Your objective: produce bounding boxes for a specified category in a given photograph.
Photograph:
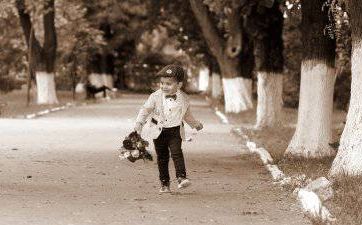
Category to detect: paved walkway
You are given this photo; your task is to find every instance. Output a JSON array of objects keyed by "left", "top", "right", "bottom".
[{"left": 0, "top": 94, "right": 310, "bottom": 225}]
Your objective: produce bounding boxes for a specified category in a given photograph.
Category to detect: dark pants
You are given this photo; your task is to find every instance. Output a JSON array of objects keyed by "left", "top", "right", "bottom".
[{"left": 153, "top": 126, "right": 186, "bottom": 185}]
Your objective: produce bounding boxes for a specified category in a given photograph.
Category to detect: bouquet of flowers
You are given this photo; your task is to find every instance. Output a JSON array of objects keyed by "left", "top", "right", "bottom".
[{"left": 118, "top": 131, "right": 153, "bottom": 163}]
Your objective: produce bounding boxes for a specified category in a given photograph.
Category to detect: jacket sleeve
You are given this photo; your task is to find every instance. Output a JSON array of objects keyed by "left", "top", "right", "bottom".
[
  {"left": 135, "top": 94, "right": 155, "bottom": 127},
  {"left": 184, "top": 105, "right": 200, "bottom": 129}
]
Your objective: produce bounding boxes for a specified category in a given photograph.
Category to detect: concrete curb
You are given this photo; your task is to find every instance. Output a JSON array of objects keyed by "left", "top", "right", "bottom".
[
  {"left": 205, "top": 96, "right": 229, "bottom": 124},
  {"left": 21, "top": 102, "right": 84, "bottom": 120},
  {"left": 205, "top": 99, "right": 336, "bottom": 224}
]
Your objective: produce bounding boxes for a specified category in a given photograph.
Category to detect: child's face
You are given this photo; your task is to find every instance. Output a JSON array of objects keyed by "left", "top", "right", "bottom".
[{"left": 160, "top": 77, "right": 182, "bottom": 95}]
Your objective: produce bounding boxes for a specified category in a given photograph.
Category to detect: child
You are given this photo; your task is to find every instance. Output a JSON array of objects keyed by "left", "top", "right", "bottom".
[{"left": 134, "top": 64, "right": 203, "bottom": 193}]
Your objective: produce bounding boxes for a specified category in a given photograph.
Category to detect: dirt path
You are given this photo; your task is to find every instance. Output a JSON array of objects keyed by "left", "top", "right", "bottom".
[{"left": 0, "top": 94, "right": 310, "bottom": 225}]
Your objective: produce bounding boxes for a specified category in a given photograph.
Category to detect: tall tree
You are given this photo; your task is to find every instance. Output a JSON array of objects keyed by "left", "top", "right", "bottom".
[
  {"left": 16, "top": 0, "right": 58, "bottom": 104},
  {"left": 190, "top": 0, "right": 253, "bottom": 113},
  {"left": 330, "top": 0, "right": 362, "bottom": 175},
  {"left": 250, "top": 1, "right": 284, "bottom": 129},
  {"left": 285, "top": 0, "right": 337, "bottom": 158}
]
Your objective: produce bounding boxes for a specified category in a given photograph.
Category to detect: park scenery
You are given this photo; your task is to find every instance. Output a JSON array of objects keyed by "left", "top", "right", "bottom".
[{"left": 0, "top": 0, "right": 361, "bottom": 225}]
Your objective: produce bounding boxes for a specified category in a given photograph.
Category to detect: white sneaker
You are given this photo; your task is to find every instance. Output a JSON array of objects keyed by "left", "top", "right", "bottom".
[
  {"left": 177, "top": 178, "right": 191, "bottom": 189},
  {"left": 159, "top": 185, "right": 171, "bottom": 193}
]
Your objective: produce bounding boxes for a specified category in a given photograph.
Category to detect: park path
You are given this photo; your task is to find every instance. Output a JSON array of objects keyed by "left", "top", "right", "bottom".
[{"left": 0, "top": 93, "right": 310, "bottom": 225}]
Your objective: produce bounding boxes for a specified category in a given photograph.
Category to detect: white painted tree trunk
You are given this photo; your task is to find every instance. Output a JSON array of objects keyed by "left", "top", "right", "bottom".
[
  {"left": 198, "top": 67, "right": 209, "bottom": 91},
  {"left": 35, "top": 71, "right": 59, "bottom": 105},
  {"left": 255, "top": 72, "right": 283, "bottom": 128},
  {"left": 102, "top": 73, "right": 114, "bottom": 88},
  {"left": 330, "top": 41, "right": 362, "bottom": 176},
  {"left": 75, "top": 83, "right": 85, "bottom": 93},
  {"left": 88, "top": 73, "right": 103, "bottom": 87},
  {"left": 222, "top": 77, "right": 253, "bottom": 113},
  {"left": 285, "top": 61, "right": 336, "bottom": 158},
  {"left": 211, "top": 73, "right": 222, "bottom": 99}
]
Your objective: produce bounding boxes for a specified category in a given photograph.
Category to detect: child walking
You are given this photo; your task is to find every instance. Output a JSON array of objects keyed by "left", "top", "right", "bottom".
[{"left": 134, "top": 64, "right": 203, "bottom": 193}]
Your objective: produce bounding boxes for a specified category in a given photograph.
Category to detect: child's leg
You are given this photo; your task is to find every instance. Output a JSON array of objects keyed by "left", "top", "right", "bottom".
[
  {"left": 168, "top": 128, "right": 186, "bottom": 179},
  {"left": 153, "top": 132, "right": 170, "bottom": 185}
]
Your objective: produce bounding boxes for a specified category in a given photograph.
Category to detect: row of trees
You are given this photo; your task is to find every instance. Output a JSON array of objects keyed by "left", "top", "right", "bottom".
[{"left": 187, "top": 0, "right": 361, "bottom": 177}]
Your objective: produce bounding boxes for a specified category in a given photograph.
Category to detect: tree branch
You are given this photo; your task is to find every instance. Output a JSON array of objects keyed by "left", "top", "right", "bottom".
[
  {"left": 189, "top": 0, "right": 225, "bottom": 61},
  {"left": 15, "top": 0, "right": 43, "bottom": 70}
]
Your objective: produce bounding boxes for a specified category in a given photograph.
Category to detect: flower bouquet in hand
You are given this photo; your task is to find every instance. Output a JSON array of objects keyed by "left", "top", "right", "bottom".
[{"left": 118, "top": 131, "right": 153, "bottom": 163}]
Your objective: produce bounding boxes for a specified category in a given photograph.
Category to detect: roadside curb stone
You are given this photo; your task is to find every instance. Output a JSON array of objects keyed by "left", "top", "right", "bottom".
[{"left": 21, "top": 102, "right": 86, "bottom": 119}]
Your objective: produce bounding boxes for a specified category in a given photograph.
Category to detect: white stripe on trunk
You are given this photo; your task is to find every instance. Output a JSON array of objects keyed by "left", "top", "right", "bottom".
[
  {"left": 222, "top": 77, "right": 253, "bottom": 113},
  {"left": 102, "top": 73, "right": 114, "bottom": 88},
  {"left": 255, "top": 72, "right": 283, "bottom": 128},
  {"left": 285, "top": 60, "right": 336, "bottom": 158},
  {"left": 330, "top": 41, "right": 362, "bottom": 176},
  {"left": 88, "top": 73, "right": 103, "bottom": 87},
  {"left": 35, "top": 71, "right": 59, "bottom": 105},
  {"left": 198, "top": 67, "right": 209, "bottom": 91},
  {"left": 211, "top": 73, "right": 222, "bottom": 99}
]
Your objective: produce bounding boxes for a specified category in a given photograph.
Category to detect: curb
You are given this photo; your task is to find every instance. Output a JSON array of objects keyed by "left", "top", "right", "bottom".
[
  {"left": 21, "top": 102, "right": 84, "bottom": 120},
  {"left": 205, "top": 96, "right": 229, "bottom": 124},
  {"left": 206, "top": 99, "right": 336, "bottom": 224}
]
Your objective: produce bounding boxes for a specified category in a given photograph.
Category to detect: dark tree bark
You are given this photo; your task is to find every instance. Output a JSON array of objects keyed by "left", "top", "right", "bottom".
[
  {"left": 246, "top": 2, "right": 284, "bottom": 73},
  {"left": 43, "top": 0, "right": 57, "bottom": 73},
  {"left": 16, "top": 0, "right": 57, "bottom": 72},
  {"left": 239, "top": 25, "right": 255, "bottom": 79},
  {"left": 301, "top": 0, "right": 335, "bottom": 66},
  {"left": 16, "top": 0, "right": 43, "bottom": 71},
  {"left": 225, "top": 0, "right": 243, "bottom": 58}
]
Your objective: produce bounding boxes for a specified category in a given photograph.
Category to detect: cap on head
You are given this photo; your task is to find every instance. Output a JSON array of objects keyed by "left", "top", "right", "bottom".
[{"left": 156, "top": 64, "right": 185, "bottom": 82}]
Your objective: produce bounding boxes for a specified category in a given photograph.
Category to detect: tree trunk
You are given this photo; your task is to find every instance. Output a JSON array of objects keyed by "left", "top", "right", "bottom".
[
  {"left": 89, "top": 73, "right": 103, "bottom": 88},
  {"left": 248, "top": 2, "right": 284, "bottom": 128},
  {"left": 206, "top": 64, "right": 213, "bottom": 95},
  {"left": 211, "top": 72, "right": 222, "bottom": 99},
  {"left": 198, "top": 67, "right": 209, "bottom": 91},
  {"left": 286, "top": 61, "right": 336, "bottom": 158},
  {"left": 101, "top": 53, "right": 114, "bottom": 88},
  {"left": 35, "top": 71, "right": 58, "bottom": 104},
  {"left": 225, "top": 0, "right": 242, "bottom": 58},
  {"left": 189, "top": 0, "right": 253, "bottom": 112},
  {"left": 220, "top": 56, "right": 253, "bottom": 112},
  {"left": 255, "top": 72, "right": 283, "bottom": 128},
  {"left": 102, "top": 74, "right": 114, "bottom": 89},
  {"left": 330, "top": 0, "right": 362, "bottom": 176},
  {"left": 222, "top": 77, "right": 252, "bottom": 113},
  {"left": 284, "top": 0, "right": 336, "bottom": 159},
  {"left": 16, "top": 0, "right": 59, "bottom": 105}
]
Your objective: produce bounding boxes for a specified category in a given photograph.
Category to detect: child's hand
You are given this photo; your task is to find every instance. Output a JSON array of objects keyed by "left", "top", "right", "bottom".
[{"left": 195, "top": 122, "right": 203, "bottom": 131}]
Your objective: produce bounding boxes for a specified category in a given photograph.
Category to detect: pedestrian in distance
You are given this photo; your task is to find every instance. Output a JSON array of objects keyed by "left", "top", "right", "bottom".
[{"left": 134, "top": 64, "right": 203, "bottom": 193}]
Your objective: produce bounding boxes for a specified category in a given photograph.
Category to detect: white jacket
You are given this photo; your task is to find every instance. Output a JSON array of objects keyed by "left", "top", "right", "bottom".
[{"left": 135, "top": 89, "right": 200, "bottom": 140}]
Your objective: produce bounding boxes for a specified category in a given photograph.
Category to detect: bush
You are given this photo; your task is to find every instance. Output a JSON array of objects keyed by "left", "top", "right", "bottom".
[{"left": 0, "top": 76, "right": 25, "bottom": 93}]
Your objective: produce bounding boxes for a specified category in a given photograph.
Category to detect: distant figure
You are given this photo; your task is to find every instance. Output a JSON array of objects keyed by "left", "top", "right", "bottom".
[
  {"left": 85, "top": 81, "right": 112, "bottom": 99},
  {"left": 134, "top": 64, "right": 203, "bottom": 193}
]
